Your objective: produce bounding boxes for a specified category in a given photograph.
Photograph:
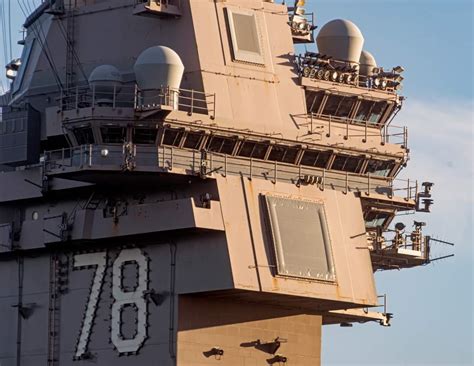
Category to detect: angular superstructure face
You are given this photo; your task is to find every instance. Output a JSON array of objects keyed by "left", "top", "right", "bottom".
[{"left": 0, "top": 1, "right": 437, "bottom": 365}]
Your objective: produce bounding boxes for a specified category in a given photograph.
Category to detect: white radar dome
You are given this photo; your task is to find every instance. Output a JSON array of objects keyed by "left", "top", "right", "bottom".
[
  {"left": 359, "top": 50, "right": 377, "bottom": 77},
  {"left": 88, "top": 64, "right": 123, "bottom": 94},
  {"left": 134, "top": 46, "right": 184, "bottom": 91},
  {"left": 316, "top": 19, "right": 364, "bottom": 64}
]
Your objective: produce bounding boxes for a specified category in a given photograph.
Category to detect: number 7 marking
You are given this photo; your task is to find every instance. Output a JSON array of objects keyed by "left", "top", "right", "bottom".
[{"left": 73, "top": 252, "right": 107, "bottom": 359}]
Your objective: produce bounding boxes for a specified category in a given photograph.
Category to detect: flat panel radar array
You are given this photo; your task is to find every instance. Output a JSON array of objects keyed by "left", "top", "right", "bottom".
[
  {"left": 226, "top": 8, "right": 264, "bottom": 65},
  {"left": 264, "top": 195, "right": 336, "bottom": 281}
]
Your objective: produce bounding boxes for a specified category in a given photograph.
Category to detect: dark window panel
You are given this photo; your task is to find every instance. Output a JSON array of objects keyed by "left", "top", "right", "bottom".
[
  {"left": 365, "top": 211, "right": 390, "bottom": 229},
  {"left": 365, "top": 159, "right": 395, "bottom": 177},
  {"left": 334, "top": 97, "right": 356, "bottom": 118},
  {"left": 305, "top": 91, "right": 325, "bottom": 114},
  {"left": 368, "top": 101, "right": 388, "bottom": 124},
  {"left": 322, "top": 95, "right": 343, "bottom": 116},
  {"left": 300, "top": 150, "right": 331, "bottom": 168},
  {"left": 238, "top": 141, "right": 268, "bottom": 159},
  {"left": 74, "top": 127, "right": 94, "bottom": 145},
  {"left": 355, "top": 100, "right": 375, "bottom": 122},
  {"left": 331, "top": 154, "right": 363, "bottom": 173},
  {"left": 206, "top": 136, "right": 237, "bottom": 155},
  {"left": 133, "top": 128, "right": 158, "bottom": 145},
  {"left": 268, "top": 145, "right": 299, "bottom": 164},
  {"left": 101, "top": 127, "right": 126, "bottom": 144},
  {"left": 183, "top": 132, "right": 204, "bottom": 149},
  {"left": 162, "top": 129, "right": 184, "bottom": 147}
]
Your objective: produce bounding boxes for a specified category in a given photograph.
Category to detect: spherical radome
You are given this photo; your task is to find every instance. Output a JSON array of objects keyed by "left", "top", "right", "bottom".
[
  {"left": 88, "top": 64, "right": 123, "bottom": 95},
  {"left": 316, "top": 19, "right": 364, "bottom": 64},
  {"left": 359, "top": 50, "right": 377, "bottom": 76},
  {"left": 134, "top": 46, "right": 184, "bottom": 91},
  {"left": 89, "top": 64, "right": 123, "bottom": 84}
]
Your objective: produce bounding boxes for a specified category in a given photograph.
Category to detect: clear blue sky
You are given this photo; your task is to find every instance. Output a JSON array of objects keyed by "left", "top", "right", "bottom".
[{"left": 1, "top": 1, "right": 473, "bottom": 365}]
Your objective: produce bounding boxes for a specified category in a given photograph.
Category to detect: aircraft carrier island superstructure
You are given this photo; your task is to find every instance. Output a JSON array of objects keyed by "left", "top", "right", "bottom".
[{"left": 0, "top": 1, "right": 443, "bottom": 365}]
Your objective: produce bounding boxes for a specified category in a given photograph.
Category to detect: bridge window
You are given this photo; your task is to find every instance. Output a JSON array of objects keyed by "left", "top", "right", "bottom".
[
  {"left": 365, "top": 211, "right": 391, "bottom": 229},
  {"left": 306, "top": 91, "right": 325, "bottom": 114},
  {"left": 322, "top": 95, "right": 344, "bottom": 116},
  {"left": 365, "top": 159, "right": 396, "bottom": 177},
  {"left": 101, "top": 127, "right": 126, "bottom": 144},
  {"left": 330, "top": 154, "right": 364, "bottom": 173},
  {"left": 133, "top": 128, "right": 158, "bottom": 144},
  {"left": 206, "top": 136, "right": 237, "bottom": 155},
  {"left": 74, "top": 127, "right": 94, "bottom": 145},
  {"left": 238, "top": 140, "right": 269, "bottom": 159},
  {"left": 268, "top": 145, "right": 299, "bottom": 164},
  {"left": 183, "top": 132, "right": 206, "bottom": 150},
  {"left": 162, "top": 128, "right": 184, "bottom": 147},
  {"left": 334, "top": 96, "right": 357, "bottom": 118},
  {"left": 355, "top": 100, "right": 388, "bottom": 124},
  {"left": 300, "top": 150, "right": 332, "bottom": 168}
]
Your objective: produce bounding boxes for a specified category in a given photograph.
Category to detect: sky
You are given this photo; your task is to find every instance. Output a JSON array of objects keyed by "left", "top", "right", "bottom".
[{"left": 0, "top": 0, "right": 473, "bottom": 365}]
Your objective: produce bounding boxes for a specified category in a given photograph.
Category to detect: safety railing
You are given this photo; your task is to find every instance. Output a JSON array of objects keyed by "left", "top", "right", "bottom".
[
  {"left": 135, "top": 0, "right": 181, "bottom": 7},
  {"left": 295, "top": 113, "right": 408, "bottom": 147},
  {"left": 44, "top": 144, "right": 418, "bottom": 201},
  {"left": 59, "top": 84, "right": 216, "bottom": 119}
]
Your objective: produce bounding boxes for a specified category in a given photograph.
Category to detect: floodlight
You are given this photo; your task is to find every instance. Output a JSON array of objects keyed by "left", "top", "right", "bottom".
[
  {"left": 330, "top": 71, "right": 338, "bottom": 81},
  {"left": 373, "top": 77, "right": 381, "bottom": 87},
  {"left": 323, "top": 70, "right": 331, "bottom": 80},
  {"left": 303, "top": 66, "right": 311, "bottom": 77},
  {"left": 317, "top": 69, "right": 324, "bottom": 79},
  {"left": 393, "top": 66, "right": 405, "bottom": 73},
  {"left": 395, "top": 75, "right": 404, "bottom": 83},
  {"left": 381, "top": 79, "right": 388, "bottom": 89}
]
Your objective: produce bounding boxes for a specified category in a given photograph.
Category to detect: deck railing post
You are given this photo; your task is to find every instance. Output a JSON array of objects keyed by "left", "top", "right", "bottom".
[
  {"left": 344, "top": 172, "right": 349, "bottom": 194},
  {"left": 249, "top": 158, "right": 253, "bottom": 180},
  {"left": 322, "top": 169, "right": 326, "bottom": 191},
  {"left": 364, "top": 119, "right": 368, "bottom": 142},
  {"left": 366, "top": 173, "right": 371, "bottom": 195},
  {"left": 224, "top": 154, "right": 227, "bottom": 177},
  {"left": 170, "top": 147, "right": 173, "bottom": 170},
  {"left": 274, "top": 160, "right": 277, "bottom": 184}
]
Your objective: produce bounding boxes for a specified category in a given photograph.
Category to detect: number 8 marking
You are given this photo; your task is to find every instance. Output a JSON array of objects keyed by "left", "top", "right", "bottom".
[
  {"left": 111, "top": 248, "right": 149, "bottom": 354},
  {"left": 73, "top": 248, "right": 149, "bottom": 359}
]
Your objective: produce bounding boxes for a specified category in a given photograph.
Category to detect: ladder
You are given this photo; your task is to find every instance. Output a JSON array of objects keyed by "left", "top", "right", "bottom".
[{"left": 47, "top": 253, "right": 69, "bottom": 366}]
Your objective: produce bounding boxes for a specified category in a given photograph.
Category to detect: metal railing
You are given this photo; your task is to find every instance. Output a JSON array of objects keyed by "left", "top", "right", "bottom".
[
  {"left": 135, "top": 0, "right": 181, "bottom": 7},
  {"left": 44, "top": 144, "right": 418, "bottom": 201},
  {"left": 59, "top": 84, "right": 216, "bottom": 119},
  {"left": 296, "top": 113, "right": 408, "bottom": 147}
]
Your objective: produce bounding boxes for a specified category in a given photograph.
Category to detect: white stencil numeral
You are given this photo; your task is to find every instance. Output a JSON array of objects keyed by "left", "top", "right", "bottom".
[
  {"left": 73, "top": 252, "right": 107, "bottom": 359},
  {"left": 111, "top": 248, "right": 149, "bottom": 354}
]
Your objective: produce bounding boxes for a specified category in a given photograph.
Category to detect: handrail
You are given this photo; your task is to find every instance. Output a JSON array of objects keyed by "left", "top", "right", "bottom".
[
  {"left": 44, "top": 144, "right": 418, "bottom": 201},
  {"left": 297, "top": 112, "right": 408, "bottom": 147},
  {"left": 59, "top": 84, "right": 216, "bottom": 119}
]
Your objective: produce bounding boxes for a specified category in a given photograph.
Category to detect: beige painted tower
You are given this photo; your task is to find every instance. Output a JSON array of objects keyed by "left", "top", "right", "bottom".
[{"left": 0, "top": 1, "right": 442, "bottom": 366}]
